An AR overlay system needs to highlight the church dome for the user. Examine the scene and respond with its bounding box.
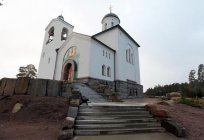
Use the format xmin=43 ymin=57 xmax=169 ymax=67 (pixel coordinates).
xmin=102 ymin=13 xmax=120 ymax=23
xmin=101 ymin=12 xmax=120 ymax=31
xmin=57 ymin=15 xmax=64 ymax=21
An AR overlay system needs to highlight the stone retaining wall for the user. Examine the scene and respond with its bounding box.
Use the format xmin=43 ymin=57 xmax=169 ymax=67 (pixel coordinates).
xmin=76 ymin=77 xmax=143 ymax=98
xmin=0 ymin=78 xmax=62 ymax=97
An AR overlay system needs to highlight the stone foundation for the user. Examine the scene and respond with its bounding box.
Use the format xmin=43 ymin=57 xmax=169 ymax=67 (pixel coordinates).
xmin=76 ymin=77 xmax=143 ymax=99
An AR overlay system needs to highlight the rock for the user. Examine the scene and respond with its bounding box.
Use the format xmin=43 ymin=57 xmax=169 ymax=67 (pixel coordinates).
xmin=152 ymin=108 xmax=169 ymax=118
xmin=47 ymin=80 xmax=61 ymax=96
xmin=157 ymin=101 xmax=171 ymax=106
xmin=12 ymin=102 xmax=23 ymax=113
xmin=161 ymin=119 xmax=186 ymax=137
xmin=28 ymin=79 xmax=47 ymax=96
xmin=14 ymin=77 xmax=30 ymax=95
xmin=61 ymin=92 xmax=72 ymax=98
xmin=0 ymin=78 xmax=7 ymax=95
xmin=145 ymin=104 xmax=157 ymax=112
xmin=71 ymin=88 xmax=80 ymax=94
xmin=58 ymin=129 xmax=74 ymax=140
xmin=3 ymin=78 xmax=16 ymax=96
xmin=166 ymin=92 xmax=182 ymax=99
xmin=69 ymin=99 xmax=80 ymax=107
xmin=62 ymin=117 xmax=75 ymax=129
xmin=67 ymin=106 xmax=78 ymax=118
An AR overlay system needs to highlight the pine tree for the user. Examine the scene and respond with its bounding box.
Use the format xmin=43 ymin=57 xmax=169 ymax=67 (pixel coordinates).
xmin=16 ymin=64 xmax=37 ymax=78
xmin=189 ymin=70 xmax=196 ymax=83
xmin=197 ymin=64 xmax=204 ymax=83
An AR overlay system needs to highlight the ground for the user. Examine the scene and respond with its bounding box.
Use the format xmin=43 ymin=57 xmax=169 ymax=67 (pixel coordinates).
xmin=1 ymin=96 xmax=204 ymax=140
xmin=123 ymin=98 xmax=204 ymax=140
xmin=0 ymin=95 xmax=69 ymax=140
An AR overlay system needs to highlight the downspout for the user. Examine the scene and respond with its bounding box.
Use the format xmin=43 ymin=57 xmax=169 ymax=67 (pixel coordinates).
xmin=114 ymin=51 xmax=116 ymax=92
xmin=53 ymin=48 xmax=59 ymax=80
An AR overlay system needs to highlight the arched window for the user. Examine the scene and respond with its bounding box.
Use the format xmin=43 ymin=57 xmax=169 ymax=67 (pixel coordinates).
xmin=47 ymin=27 xmax=54 ymax=44
xmin=61 ymin=28 xmax=68 ymax=41
xmin=102 ymin=65 xmax=106 ymax=76
xmin=111 ymin=22 xmax=114 ymax=27
xmin=105 ymin=23 xmax=107 ymax=29
xmin=103 ymin=50 xmax=105 ymax=56
xmin=107 ymin=67 xmax=111 ymax=77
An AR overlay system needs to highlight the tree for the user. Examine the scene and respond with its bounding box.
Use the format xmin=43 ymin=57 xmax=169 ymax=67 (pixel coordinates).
xmin=197 ymin=64 xmax=204 ymax=83
xmin=189 ymin=70 xmax=196 ymax=83
xmin=16 ymin=64 xmax=37 ymax=78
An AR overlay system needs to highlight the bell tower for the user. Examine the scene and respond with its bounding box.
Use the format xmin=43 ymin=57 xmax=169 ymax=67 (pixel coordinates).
xmin=38 ymin=15 xmax=74 ymax=79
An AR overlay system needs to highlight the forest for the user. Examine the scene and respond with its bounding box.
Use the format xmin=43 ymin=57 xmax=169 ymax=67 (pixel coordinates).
xmin=145 ymin=64 xmax=204 ymax=98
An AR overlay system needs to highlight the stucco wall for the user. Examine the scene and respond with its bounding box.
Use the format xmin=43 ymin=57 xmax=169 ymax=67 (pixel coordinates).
xmin=54 ymin=33 xmax=91 ymax=80
xmin=38 ymin=18 xmax=73 ymax=79
xmin=89 ymin=40 xmax=115 ymax=81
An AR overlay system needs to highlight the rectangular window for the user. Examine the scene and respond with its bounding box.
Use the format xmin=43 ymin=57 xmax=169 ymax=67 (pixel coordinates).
xmin=48 ymin=57 xmax=50 ymax=63
xmin=109 ymin=53 xmax=110 ymax=59
xmin=103 ymin=50 xmax=104 ymax=56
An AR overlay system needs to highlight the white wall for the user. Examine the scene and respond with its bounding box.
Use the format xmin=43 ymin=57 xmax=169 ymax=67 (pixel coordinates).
xmin=38 ymin=18 xmax=73 ymax=79
xmin=117 ymin=30 xmax=141 ymax=84
xmin=89 ymin=40 xmax=115 ymax=81
xmin=54 ymin=33 xmax=91 ymax=80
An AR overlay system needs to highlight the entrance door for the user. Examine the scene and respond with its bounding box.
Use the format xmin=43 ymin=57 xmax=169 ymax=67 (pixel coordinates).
xmin=61 ymin=60 xmax=77 ymax=82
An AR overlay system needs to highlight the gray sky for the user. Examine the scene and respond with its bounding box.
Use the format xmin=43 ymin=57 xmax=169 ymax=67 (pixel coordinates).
xmin=0 ymin=0 xmax=203 ymax=91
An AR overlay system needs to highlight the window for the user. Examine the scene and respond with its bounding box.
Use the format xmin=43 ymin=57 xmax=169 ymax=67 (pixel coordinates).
xmin=107 ymin=67 xmax=111 ymax=77
xmin=126 ymin=50 xmax=128 ymax=62
xmin=103 ymin=50 xmax=104 ymax=56
xmin=126 ymin=48 xmax=134 ymax=64
xmin=109 ymin=53 xmax=110 ymax=59
xmin=61 ymin=28 xmax=68 ymax=41
xmin=131 ymin=53 xmax=134 ymax=64
xmin=102 ymin=65 xmax=106 ymax=76
xmin=106 ymin=52 xmax=107 ymax=57
xmin=46 ymin=27 xmax=54 ymax=44
xmin=48 ymin=57 xmax=50 ymax=63
xmin=105 ymin=23 xmax=107 ymax=29
xmin=111 ymin=22 xmax=114 ymax=27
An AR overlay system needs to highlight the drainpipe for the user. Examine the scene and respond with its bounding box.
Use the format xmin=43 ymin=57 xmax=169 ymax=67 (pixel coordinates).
xmin=53 ymin=48 xmax=59 ymax=80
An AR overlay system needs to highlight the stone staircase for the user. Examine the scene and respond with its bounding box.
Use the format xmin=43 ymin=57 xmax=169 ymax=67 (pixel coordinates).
xmin=74 ymin=105 xmax=165 ymax=135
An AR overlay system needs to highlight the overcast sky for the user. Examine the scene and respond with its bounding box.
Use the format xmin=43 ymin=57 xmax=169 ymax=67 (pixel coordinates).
xmin=0 ymin=0 xmax=203 ymax=91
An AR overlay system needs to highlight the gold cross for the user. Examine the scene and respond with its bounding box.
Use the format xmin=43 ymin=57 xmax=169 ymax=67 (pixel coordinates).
xmin=109 ymin=5 xmax=112 ymax=13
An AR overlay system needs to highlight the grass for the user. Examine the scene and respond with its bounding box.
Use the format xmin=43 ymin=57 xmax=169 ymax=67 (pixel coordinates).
xmin=179 ymin=97 xmax=204 ymax=108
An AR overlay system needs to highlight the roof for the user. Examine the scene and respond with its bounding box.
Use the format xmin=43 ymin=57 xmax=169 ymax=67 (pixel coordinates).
xmin=91 ymin=37 xmax=116 ymax=52
xmin=102 ymin=13 xmax=120 ymax=23
xmin=92 ymin=25 xmax=141 ymax=47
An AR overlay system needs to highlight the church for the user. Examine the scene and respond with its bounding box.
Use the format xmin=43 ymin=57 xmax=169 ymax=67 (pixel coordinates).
xmin=38 ymin=11 xmax=143 ymax=98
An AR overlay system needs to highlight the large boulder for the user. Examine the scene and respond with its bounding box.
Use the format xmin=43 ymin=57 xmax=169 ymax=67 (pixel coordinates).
xmin=47 ymin=80 xmax=61 ymax=96
xmin=14 ymin=77 xmax=30 ymax=95
xmin=0 ymin=78 xmax=7 ymax=95
xmin=67 ymin=106 xmax=78 ymax=118
xmin=161 ymin=119 xmax=186 ymax=137
xmin=3 ymin=78 xmax=16 ymax=96
xmin=145 ymin=104 xmax=168 ymax=118
xmin=62 ymin=117 xmax=75 ymax=129
xmin=166 ymin=92 xmax=182 ymax=99
xmin=28 ymin=79 xmax=47 ymax=96
xmin=151 ymin=108 xmax=169 ymax=118
xmin=58 ymin=129 xmax=74 ymax=140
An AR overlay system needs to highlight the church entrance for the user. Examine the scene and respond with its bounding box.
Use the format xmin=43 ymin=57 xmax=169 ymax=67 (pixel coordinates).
xmin=61 ymin=60 xmax=77 ymax=82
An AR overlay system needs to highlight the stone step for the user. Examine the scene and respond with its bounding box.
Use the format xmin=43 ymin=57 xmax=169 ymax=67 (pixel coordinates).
xmin=76 ymin=118 xmax=157 ymax=124
xmin=77 ymin=115 xmax=152 ymax=120
xmin=79 ymin=108 xmax=146 ymax=112
xmin=78 ymin=111 xmax=150 ymax=116
xmin=74 ymin=127 xmax=165 ymax=135
xmin=75 ymin=122 xmax=161 ymax=129
xmin=79 ymin=106 xmax=145 ymax=109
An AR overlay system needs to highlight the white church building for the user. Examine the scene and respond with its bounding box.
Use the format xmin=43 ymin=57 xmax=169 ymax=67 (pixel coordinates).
xmin=38 ymin=11 xmax=143 ymax=98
